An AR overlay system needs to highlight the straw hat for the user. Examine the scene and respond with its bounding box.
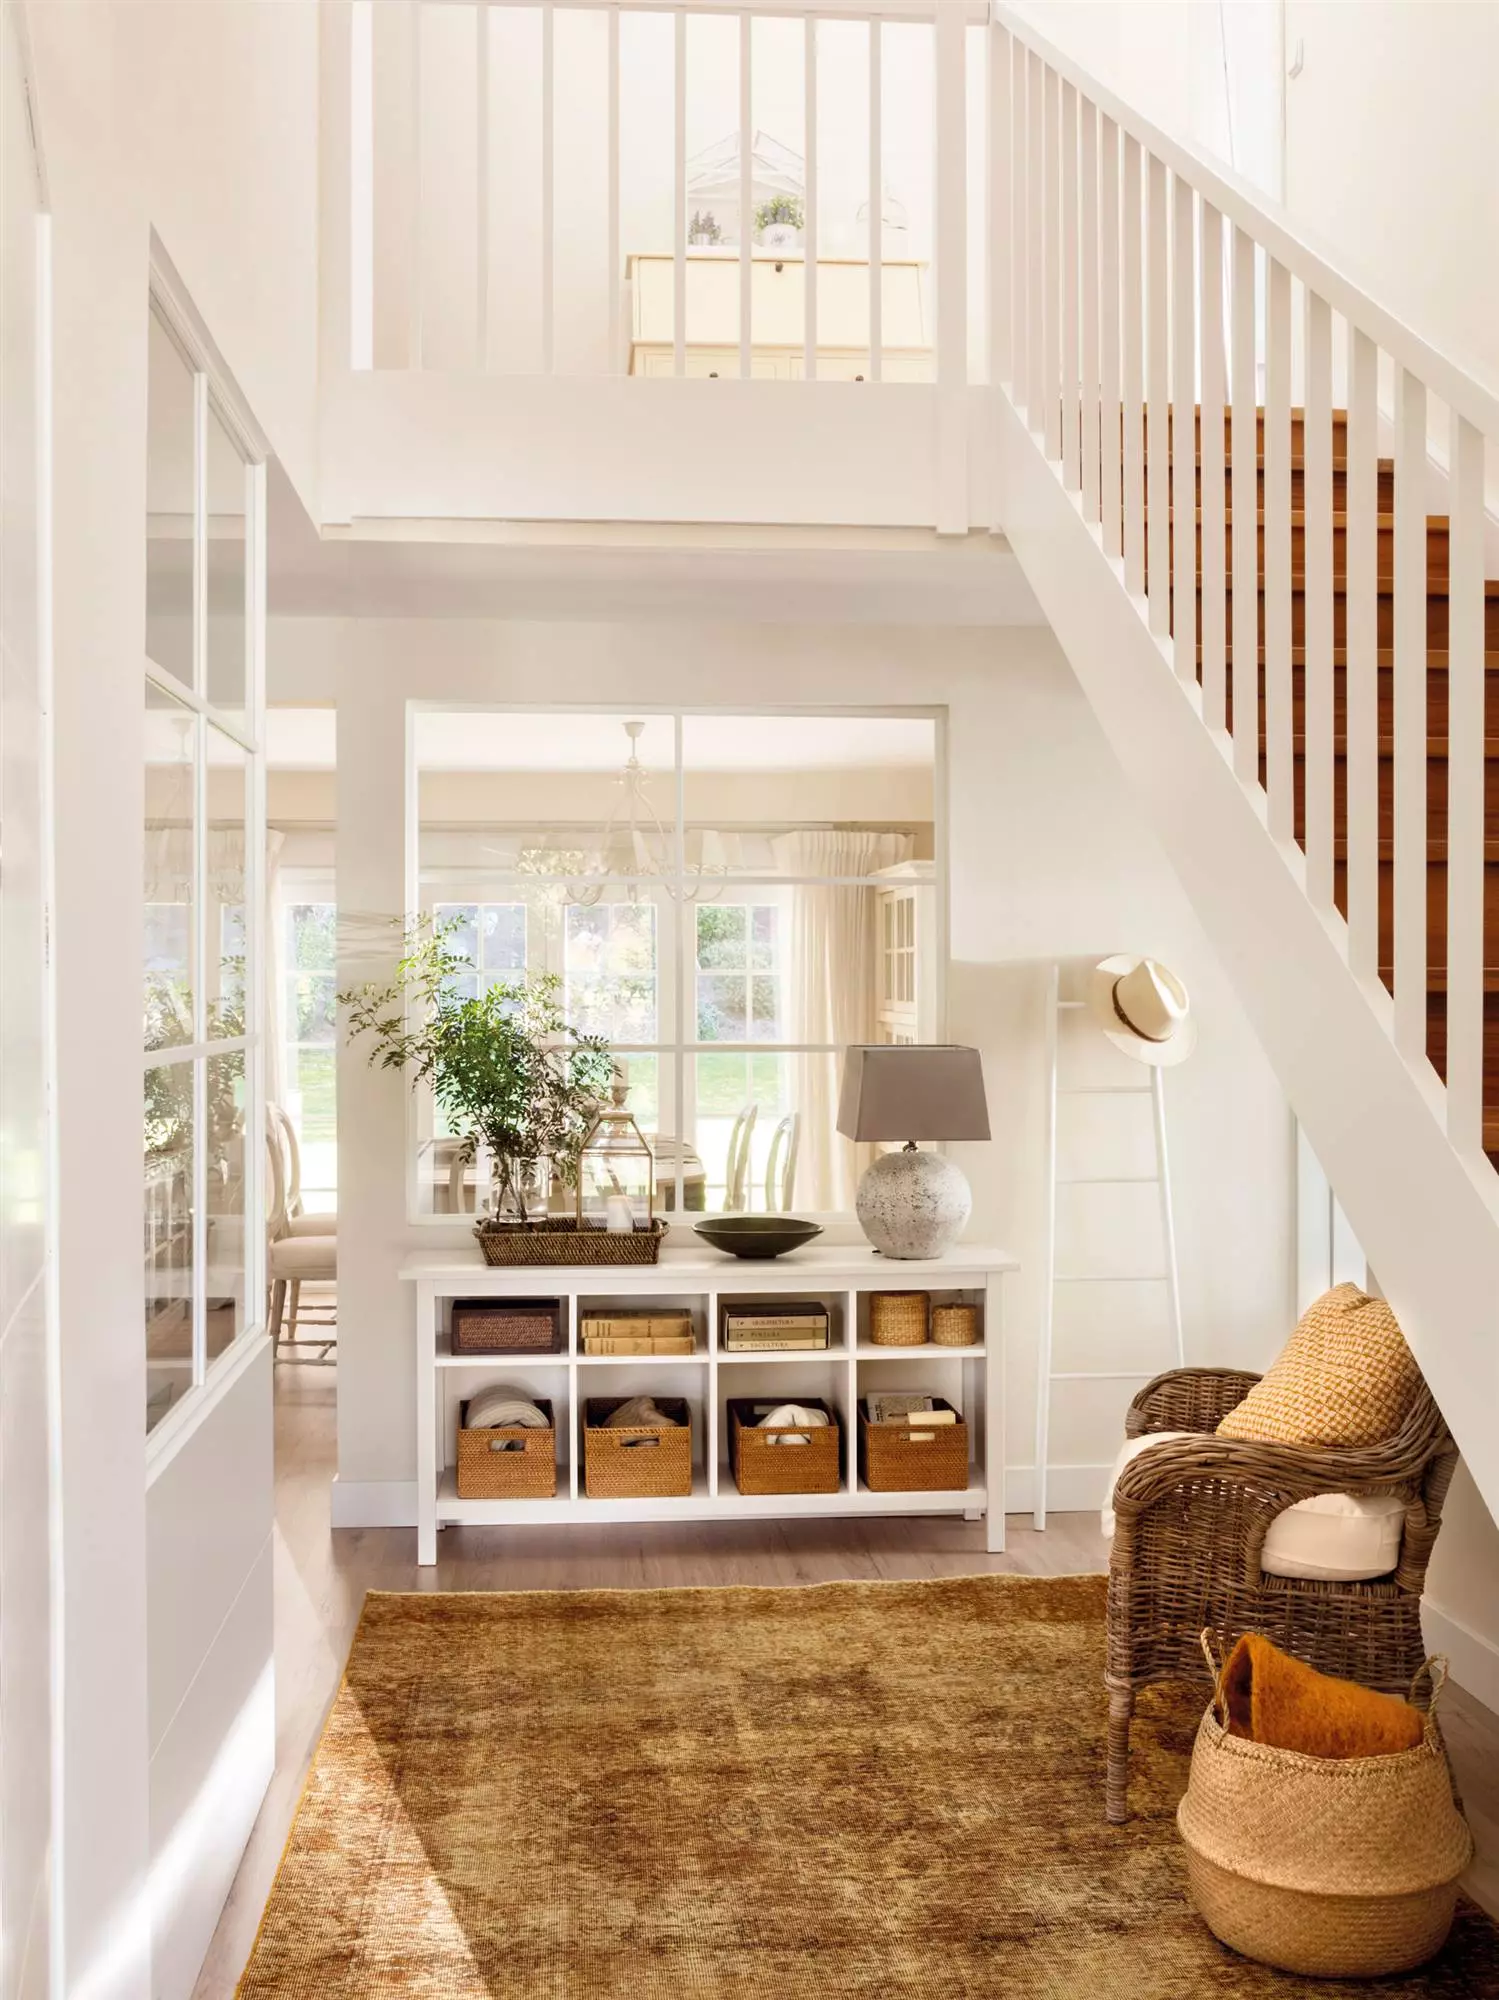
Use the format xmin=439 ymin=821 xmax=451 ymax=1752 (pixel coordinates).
xmin=1086 ymin=955 xmax=1197 ymax=1067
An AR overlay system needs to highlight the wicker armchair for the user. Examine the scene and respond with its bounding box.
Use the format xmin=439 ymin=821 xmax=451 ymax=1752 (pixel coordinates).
xmin=1104 ymin=1365 xmax=1457 ymax=1823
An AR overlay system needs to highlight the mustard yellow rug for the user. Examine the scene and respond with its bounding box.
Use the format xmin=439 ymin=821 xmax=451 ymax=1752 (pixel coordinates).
xmin=238 ymin=1575 xmax=1498 ymax=1997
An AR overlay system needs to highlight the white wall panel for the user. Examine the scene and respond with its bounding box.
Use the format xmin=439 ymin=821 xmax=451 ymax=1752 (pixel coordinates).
xmin=146 ymin=1346 xmax=273 ymax=1756
xmin=147 ymin=1537 xmax=273 ymax=2000
xmin=0 ymin=10 xmax=56 ymax=1995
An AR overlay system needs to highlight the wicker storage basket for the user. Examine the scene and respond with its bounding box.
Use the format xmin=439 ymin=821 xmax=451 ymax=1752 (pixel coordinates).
xmin=729 ymin=1400 xmax=841 ymax=1495
xmin=858 ymin=1397 xmax=968 ymax=1491
xmin=930 ymin=1302 xmax=980 ymax=1347
xmin=584 ymin=1396 xmax=693 ymax=1498
xmin=455 ymin=1398 xmax=557 ymax=1499
xmin=1177 ymin=1645 xmax=1473 ymax=1978
xmin=450 ymin=1298 xmax=563 ymax=1355
xmin=869 ymin=1291 xmax=930 ymax=1346
xmin=474 ymin=1218 xmax=667 ymax=1267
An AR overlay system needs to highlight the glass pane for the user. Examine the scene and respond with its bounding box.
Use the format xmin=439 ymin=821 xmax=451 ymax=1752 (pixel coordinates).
xmin=482 ymin=902 xmax=527 ymax=972
xmin=293 ymin=973 xmax=337 ymax=1045
xmin=289 ymin=902 xmax=337 ymax=971
xmin=144 ymin=1064 xmax=194 ymax=1431
xmin=691 ymin=1052 xmax=794 ymax=1213
xmin=695 ymin=903 xmax=745 ymax=969
xmin=415 ymin=711 xmax=676 ymax=888
xmin=565 ymin=899 xmax=658 ymax=1040
xmin=679 ymin=713 xmax=935 ymax=878
xmin=433 ymin=901 xmax=479 ymax=966
xmin=696 ymin=973 xmax=747 ymax=1041
xmin=206 ymin=724 xmax=248 ymax=1040
xmin=146 ymin=309 xmax=195 ymax=684
xmin=145 ymin=681 xmax=197 ymax=1049
xmin=205 ymin=1050 xmax=247 ymax=1360
xmin=205 ymin=400 xmax=248 ymax=721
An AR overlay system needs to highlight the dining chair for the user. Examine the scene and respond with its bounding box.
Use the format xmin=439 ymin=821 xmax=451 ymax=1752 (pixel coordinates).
xmin=723 ymin=1104 xmax=758 ymax=1212
xmin=266 ymin=1108 xmax=337 ymax=1362
xmin=764 ymin=1112 xmax=801 ymax=1212
xmin=270 ymin=1101 xmax=335 ymax=1236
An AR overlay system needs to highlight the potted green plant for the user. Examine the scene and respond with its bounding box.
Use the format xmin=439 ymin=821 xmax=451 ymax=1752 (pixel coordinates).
xmin=340 ymin=919 xmax=618 ymax=1243
xmin=754 ymin=194 xmax=804 ymax=250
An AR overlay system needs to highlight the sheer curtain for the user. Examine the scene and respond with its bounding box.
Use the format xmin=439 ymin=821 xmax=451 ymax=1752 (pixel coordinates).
xmin=770 ymin=830 xmax=912 ymax=1210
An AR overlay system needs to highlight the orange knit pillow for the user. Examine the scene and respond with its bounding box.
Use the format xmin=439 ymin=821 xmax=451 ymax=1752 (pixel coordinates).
xmin=1217 ymin=1283 xmax=1422 ymax=1448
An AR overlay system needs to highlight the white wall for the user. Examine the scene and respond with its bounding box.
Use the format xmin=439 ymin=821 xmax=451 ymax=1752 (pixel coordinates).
xmin=22 ymin=4 xmax=318 ymax=1991
xmin=265 ymin=615 xmax=1296 ymax=1516
xmin=1008 ymin=0 xmax=1499 ymax=402
xmin=1284 ymin=1 xmax=1499 ymax=397
xmin=1005 ymin=0 xmax=1284 ymax=196
xmin=145 ymin=1347 xmax=274 ymax=2000
xmin=0 ymin=11 xmax=56 ymax=1995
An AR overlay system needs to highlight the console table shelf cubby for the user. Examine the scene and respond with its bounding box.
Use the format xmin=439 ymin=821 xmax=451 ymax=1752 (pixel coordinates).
xmin=403 ymin=1243 xmax=1015 ymax=1564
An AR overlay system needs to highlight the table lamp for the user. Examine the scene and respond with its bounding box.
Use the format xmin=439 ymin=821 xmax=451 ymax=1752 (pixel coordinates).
xmin=836 ymin=1045 xmax=990 ymax=1259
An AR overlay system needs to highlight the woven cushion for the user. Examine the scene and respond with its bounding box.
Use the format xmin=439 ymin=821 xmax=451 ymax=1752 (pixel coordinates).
xmin=1101 ymin=1432 xmax=1406 ymax=1581
xmin=1216 ymin=1283 xmax=1422 ymax=1448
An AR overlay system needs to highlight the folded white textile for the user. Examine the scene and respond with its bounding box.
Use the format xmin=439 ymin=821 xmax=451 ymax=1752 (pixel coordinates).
xmin=465 ymin=1388 xmax=551 ymax=1430
xmin=758 ymin=1403 xmax=830 ymax=1445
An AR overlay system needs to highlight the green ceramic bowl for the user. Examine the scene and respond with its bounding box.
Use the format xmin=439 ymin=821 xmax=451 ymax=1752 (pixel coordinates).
xmin=692 ymin=1216 xmax=824 ymax=1260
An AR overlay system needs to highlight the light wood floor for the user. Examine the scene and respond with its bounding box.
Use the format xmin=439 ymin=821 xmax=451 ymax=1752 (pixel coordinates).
xmin=193 ymin=1361 xmax=1499 ymax=1995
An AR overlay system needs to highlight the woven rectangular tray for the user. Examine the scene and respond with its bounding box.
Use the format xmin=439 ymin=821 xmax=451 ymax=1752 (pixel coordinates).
xmin=474 ymin=1218 xmax=667 ymax=1266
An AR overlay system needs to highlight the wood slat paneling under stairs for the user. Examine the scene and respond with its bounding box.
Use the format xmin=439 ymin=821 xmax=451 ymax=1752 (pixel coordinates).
xmin=1145 ymin=411 xmax=1499 ymax=1160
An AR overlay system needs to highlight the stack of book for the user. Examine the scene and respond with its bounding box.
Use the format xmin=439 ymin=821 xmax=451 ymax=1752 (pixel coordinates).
xmin=866 ymin=1392 xmax=957 ymax=1427
xmin=722 ymin=1302 xmax=831 ymax=1352
xmin=580 ymin=1310 xmax=695 ymax=1356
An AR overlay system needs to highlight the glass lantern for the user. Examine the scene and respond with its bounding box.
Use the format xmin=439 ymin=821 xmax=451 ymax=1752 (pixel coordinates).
xmin=577 ymin=1074 xmax=655 ymax=1233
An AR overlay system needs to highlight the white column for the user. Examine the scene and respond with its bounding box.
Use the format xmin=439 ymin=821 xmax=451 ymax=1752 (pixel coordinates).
xmin=935 ymin=0 xmax=967 ymax=533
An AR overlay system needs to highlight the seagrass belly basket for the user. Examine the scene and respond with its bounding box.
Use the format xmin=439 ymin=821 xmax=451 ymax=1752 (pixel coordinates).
xmin=1177 ymin=1655 xmax=1473 ymax=1978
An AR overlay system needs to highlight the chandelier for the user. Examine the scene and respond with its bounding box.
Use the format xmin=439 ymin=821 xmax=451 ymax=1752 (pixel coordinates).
xmin=521 ymin=721 xmax=726 ymax=907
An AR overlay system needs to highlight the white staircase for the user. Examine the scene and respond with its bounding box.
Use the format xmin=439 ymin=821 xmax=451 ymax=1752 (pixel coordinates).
xmin=988 ymin=6 xmax=1499 ymax=1518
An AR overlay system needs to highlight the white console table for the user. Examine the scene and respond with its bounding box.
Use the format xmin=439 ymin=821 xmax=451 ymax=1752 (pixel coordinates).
xmin=402 ymin=1242 xmax=1015 ymax=1565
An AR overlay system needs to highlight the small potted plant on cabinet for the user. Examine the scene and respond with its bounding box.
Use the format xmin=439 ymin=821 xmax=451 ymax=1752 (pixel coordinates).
xmin=341 ymin=919 xmax=658 ymax=1262
xmin=754 ymin=194 xmax=804 ymax=251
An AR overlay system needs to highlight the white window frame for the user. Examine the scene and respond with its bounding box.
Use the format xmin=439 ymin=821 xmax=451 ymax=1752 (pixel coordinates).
xmin=404 ymin=703 xmax=947 ymax=1225
xmin=143 ymin=265 xmax=269 ymax=1465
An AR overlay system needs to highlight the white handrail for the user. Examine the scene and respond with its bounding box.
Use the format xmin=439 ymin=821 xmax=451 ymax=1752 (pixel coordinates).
xmin=991 ymin=2 xmax=1499 ymax=440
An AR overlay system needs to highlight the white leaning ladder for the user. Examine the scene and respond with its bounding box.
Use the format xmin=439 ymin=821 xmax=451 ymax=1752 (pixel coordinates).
xmin=1034 ymin=962 xmax=1185 ymax=1531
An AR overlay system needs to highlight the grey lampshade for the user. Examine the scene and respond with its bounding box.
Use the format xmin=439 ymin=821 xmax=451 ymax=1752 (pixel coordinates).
xmin=836 ymin=1045 xmax=991 ymax=1144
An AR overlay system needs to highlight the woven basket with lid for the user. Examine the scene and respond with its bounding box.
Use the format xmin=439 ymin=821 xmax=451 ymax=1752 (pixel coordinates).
xmin=869 ymin=1292 xmax=930 ymax=1346
xmin=1177 ymin=1642 xmax=1473 ymax=1978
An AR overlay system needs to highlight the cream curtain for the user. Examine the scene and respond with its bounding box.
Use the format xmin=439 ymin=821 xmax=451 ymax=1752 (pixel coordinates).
xmin=770 ymin=830 xmax=913 ymax=1210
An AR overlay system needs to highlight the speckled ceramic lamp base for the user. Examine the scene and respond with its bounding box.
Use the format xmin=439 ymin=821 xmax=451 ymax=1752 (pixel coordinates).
xmin=855 ymin=1145 xmax=971 ymax=1258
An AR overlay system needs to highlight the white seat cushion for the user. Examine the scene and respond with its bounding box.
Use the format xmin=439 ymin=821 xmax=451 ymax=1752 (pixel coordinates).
xmin=285 ymin=1212 xmax=336 ymax=1238
xmin=269 ymin=1234 xmax=338 ymax=1281
xmin=1101 ymin=1431 xmax=1407 ymax=1582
